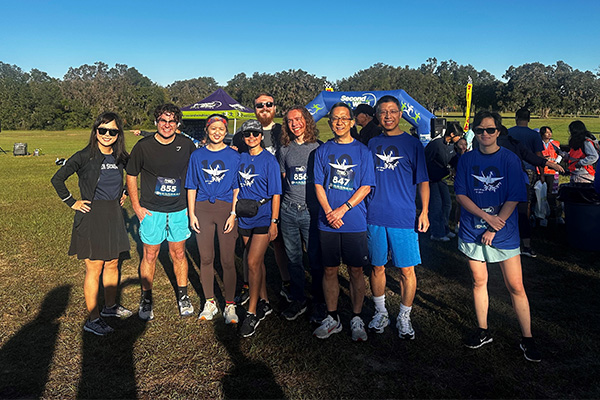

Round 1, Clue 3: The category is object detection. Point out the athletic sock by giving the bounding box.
[206,297,215,303]
[373,295,387,314]
[177,286,188,300]
[399,303,412,315]
[327,310,339,320]
[142,290,152,303]
[352,312,361,319]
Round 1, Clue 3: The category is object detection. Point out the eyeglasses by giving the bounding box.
[378,110,400,116]
[330,117,352,123]
[243,131,261,138]
[255,102,274,109]
[97,128,119,136]
[473,127,497,135]
[158,118,177,125]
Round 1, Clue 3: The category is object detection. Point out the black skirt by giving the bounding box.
[68,199,130,260]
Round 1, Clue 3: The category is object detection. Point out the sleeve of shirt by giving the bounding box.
[279,146,287,174]
[51,150,82,207]
[413,141,429,184]
[185,151,200,189]
[454,155,467,196]
[581,140,599,165]
[313,146,325,186]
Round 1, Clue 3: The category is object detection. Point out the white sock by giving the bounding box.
[399,303,412,316]
[373,295,387,314]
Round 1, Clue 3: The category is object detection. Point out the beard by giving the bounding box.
[256,111,274,126]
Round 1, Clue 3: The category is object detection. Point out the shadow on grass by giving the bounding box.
[77,278,148,399]
[0,285,71,398]
[214,311,286,399]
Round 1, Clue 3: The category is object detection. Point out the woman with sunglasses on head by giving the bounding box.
[454,111,541,362]
[51,112,132,336]
[236,120,282,338]
[186,114,240,324]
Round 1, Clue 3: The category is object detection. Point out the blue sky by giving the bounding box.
[2,0,599,87]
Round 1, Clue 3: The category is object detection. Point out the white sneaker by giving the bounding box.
[223,303,238,324]
[198,300,218,321]
[350,316,368,342]
[178,295,194,317]
[431,235,450,242]
[138,299,154,321]
[396,311,415,340]
[313,315,342,339]
[368,311,390,334]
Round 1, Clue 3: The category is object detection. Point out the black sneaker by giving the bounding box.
[281,300,307,321]
[521,247,537,258]
[280,283,292,303]
[464,328,493,349]
[240,312,260,338]
[234,287,250,305]
[256,299,273,321]
[309,303,327,324]
[520,337,541,362]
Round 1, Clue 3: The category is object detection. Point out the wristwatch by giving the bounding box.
[271,218,280,224]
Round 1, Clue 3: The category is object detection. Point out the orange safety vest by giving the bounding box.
[542,139,560,175]
[568,139,596,176]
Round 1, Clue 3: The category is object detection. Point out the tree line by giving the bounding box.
[1,59,599,130]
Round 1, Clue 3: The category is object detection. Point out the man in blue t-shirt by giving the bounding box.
[366,95,430,340]
[312,102,375,342]
[507,108,544,258]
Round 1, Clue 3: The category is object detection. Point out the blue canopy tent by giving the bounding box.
[305,90,436,145]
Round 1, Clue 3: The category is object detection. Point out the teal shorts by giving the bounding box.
[367,224,421,268]
[458,238,520,263]
[140,209,191,245]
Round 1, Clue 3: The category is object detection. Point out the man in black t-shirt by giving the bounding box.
[126,104,196,321]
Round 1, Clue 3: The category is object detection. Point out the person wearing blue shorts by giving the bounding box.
[455,111,541,362]
[366,95,430,340]
[312,102,375,342]
[126,104,197,321]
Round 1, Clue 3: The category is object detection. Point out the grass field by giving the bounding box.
[0,119,599,399]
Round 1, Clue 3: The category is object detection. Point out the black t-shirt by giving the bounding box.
[94,154,122,200]
[126,134,196,212]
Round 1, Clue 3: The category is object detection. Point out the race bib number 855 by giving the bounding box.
[155,177,181,197]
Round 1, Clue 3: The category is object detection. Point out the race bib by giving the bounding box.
[155,177,181,197]
[329,169,355,191]
[288,166,308,186]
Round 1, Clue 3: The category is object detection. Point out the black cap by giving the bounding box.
[354,104,375,117]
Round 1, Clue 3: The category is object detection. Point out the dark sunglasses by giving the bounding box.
[98,128,119,136]
[255,102,274,109]
[243,131,261,138]
[473,127,497,135]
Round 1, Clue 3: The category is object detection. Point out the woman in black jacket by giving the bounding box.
[51,112,131,336]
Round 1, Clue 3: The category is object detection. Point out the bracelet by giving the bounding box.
[486,226,497,233]
[230,211,236,216]
[345,201,353,210]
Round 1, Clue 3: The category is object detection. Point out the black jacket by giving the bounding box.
[51,145,126,216]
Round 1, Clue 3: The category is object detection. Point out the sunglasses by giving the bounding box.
[255,102,274,109]
[243,131,261,138]
[98,128,119,136]
[473,127,497,135]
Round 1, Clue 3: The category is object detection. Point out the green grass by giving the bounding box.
[0,126,599,399]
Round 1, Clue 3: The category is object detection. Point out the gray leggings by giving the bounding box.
[194,200,238,302]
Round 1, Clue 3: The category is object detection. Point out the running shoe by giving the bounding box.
[520,337,541,362]
[431,235,450,242]
[84,318,115,336]
[309,303,327,324]
[368,311,390,334]
[178,295,194,318]
[280,283,292,303]
[396,311,415,340]
[240,312,260,338]
[281,300,307,321]
[313,315,342,339]
[350,316,368,342]
[521,247,537,258]
[223,303,238,324]
[464,328,493,349]
[100,304,133,319]
[138,298,154,321]
[234,287,250,305]
[256,299,273,321]
[198,300,219,321]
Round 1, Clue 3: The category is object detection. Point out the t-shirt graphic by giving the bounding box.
[239,165,259,188]
[328,154,357,191]
[471,167,504,194]
[202,160,229,184]
[374,145,403,171]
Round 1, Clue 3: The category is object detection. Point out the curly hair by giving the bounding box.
[154,103,182,123]
[281,106,319,146]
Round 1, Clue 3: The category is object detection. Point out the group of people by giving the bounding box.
[54,93,600,365]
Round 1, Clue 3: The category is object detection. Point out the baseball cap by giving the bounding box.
[241,119,263,133]
[354,104,375,117]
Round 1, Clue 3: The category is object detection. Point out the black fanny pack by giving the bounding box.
[236,198,271,218]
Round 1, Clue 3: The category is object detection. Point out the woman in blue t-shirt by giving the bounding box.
[455,111,541,362]
[186,114,240,324]
[51,112,131,336]
[236,120,282,338]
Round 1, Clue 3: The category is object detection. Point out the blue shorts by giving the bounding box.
[367,224,421,268]
[140,209,191,245]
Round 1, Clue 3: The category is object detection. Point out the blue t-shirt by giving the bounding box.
[237,150,282,229]
[367,133,429,229]
[185,146,240,203]
[94,154,122,201]
[314,139,375,233]
[507,126,544,170]
[454,147,527,249]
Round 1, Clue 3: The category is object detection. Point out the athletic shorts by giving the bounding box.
[139,209,191,245]
[238,225,269,236]
[367,224,421,268]
[458,238,520,263]
[319,230,368,268]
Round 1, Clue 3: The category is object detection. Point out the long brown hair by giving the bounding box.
[281,106,319,146]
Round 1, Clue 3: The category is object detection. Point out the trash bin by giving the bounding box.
[557,183,600,251]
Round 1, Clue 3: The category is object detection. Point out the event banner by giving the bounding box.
[305,90,435,144]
